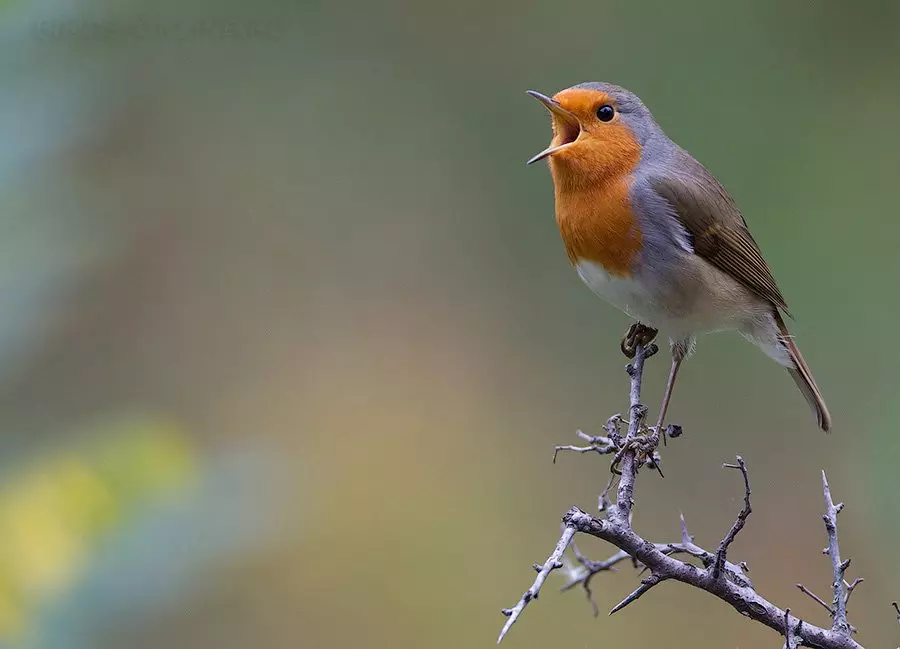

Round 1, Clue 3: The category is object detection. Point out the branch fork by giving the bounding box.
[498,341,869,649]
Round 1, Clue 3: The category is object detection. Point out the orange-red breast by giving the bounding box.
[527,82,831,432]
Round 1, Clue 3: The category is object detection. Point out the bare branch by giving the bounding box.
[553,444,606,462]
[497,336,867,649]
[567,504,863,648]
[822,471,852,636]
[553,430,616,463]
[783,608,800,649]
[610,341,656,526]
[609,573,665,614]
[563,541,627,616]
[560,546,627,592]
[713,456,751,580]
[845,578,864,606]
[680,511,693,544]
[597,478,614,513]
[497,524,576,644]
[564,543,601,615]
[561,540,749,594]
[797,583,835,615]
[578,572,599,617]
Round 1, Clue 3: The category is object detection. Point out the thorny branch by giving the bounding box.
[823,471,851,635]
[713,456,751,580]
[497,525,576,643]
[498,339,872,649]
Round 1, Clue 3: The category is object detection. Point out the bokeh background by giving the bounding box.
[0,0,898,647]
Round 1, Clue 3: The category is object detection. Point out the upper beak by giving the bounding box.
[526,90,581,165]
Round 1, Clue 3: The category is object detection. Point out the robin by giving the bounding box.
[527,82,831,433]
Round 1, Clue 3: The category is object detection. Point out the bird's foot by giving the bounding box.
[609,425,664,477]
[620,322,659,359]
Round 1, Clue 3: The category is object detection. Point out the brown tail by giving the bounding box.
[774,313,832,432]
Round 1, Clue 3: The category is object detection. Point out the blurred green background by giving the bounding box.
[0,0,898,647]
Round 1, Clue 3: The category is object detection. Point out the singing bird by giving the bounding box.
[527,82,831,432]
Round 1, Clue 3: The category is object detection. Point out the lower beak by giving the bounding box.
[526,90,581,165]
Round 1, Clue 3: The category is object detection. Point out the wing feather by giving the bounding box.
[651,172,790,314]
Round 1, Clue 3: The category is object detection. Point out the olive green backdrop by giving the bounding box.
[0,0,897,647]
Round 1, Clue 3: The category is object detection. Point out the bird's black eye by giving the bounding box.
[596,104,615,122]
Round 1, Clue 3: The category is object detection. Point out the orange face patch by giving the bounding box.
[545,89,643,277]
[548,89,641,186]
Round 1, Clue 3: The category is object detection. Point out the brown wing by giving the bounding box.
[651,172,790,315]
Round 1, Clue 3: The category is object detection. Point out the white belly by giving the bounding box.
[575,258,771,340]
[575,260,792,371]
[575,260,654,322]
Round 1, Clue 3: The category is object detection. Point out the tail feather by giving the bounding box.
[774,313,832,432]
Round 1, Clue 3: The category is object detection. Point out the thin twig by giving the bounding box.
[560,538,751,594]
[822,471,851,636]
[845,578,864,606]
[797,583,835,615]
[553,444,605,461]
[552,430,616,463]
[497,525,576,643]
[564,541,625,616]
[713,456,751,579]
[609,573,664,614]
[579,572,599,617]
[560,551,631,588]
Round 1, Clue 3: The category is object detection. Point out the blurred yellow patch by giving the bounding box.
[0,419,196,642]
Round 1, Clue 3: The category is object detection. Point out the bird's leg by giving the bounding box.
[654,338,691,445]
[655,357,681,446]
[620,322,658,359]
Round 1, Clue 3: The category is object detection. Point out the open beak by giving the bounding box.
[526,90,582,165]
